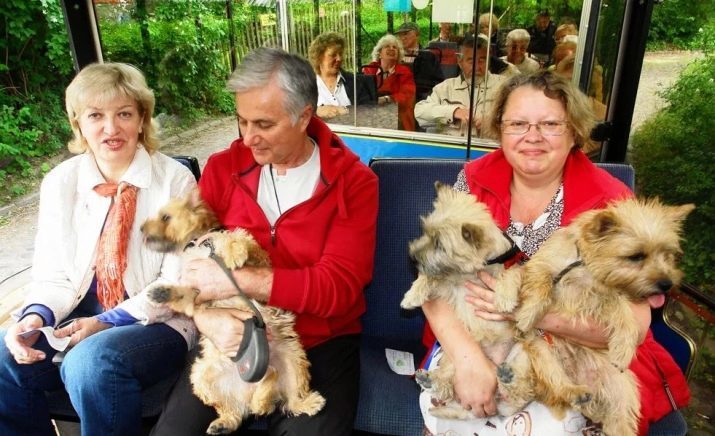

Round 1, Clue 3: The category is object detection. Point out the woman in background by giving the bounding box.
[362,34,416,131]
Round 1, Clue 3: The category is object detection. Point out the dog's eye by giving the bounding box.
[161,214,171,222]
[626,252,646,262]
[433,238,441,250]
[462,228,472,242]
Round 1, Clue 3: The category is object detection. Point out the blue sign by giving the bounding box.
[384,0,411,13]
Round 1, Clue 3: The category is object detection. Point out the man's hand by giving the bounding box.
[54,317,112,347]
[194,308,257,357]
[4,315,46,364]
[452,107,483,129]
[316,105,348,119]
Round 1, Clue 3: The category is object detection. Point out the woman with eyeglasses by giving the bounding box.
[419,71,689,436]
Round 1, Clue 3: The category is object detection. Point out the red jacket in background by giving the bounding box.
[424,148,689,434]
[363,61,416,131]
[198,116,378,349]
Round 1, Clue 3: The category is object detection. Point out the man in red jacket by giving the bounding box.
[152,48,378,436]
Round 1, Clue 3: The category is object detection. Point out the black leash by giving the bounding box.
[486,232,522,265]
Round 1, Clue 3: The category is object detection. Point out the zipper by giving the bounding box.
[268,178,335,247]
[270,226,276,245]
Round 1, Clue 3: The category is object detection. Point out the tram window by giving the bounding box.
[87,0,625,148]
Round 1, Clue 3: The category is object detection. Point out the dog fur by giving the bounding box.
[493,198,694,435]
[400,182,520,419]
[141,190,325,435]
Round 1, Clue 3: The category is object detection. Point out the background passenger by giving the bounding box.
[528,9,557,66]
[431,22,459,44]
[0,62,196,435]
[479,12,503,57]
[415,35,505,136]
[362,34,417,131]
[554,23,578,44]
[308,32,372,120]
[502,29,540,74]
[395,22,443,102]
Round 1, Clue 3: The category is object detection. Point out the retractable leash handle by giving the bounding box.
[203,239,269,382]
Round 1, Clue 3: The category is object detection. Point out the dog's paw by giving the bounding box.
[146,285,173,304]
[206,417,239,435]
[496,364,514,384]
[415,369,432,390]
[289,391,326,416]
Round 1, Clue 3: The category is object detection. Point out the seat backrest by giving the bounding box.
[172,155,201,181]
[364,158,465,342]
[595,162,635,190]
[427,41,459,65]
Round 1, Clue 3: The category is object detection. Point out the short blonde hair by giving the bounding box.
[308,32,345,74]
[65,62,158,154]
[485,71,596,151]
[479,13,499,33]
[371,34,405,63]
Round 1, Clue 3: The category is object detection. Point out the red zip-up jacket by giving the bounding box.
[198,116,378,349]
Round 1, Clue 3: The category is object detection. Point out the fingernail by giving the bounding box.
[38,353,45,360]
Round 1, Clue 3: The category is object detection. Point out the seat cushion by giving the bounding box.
[355,336,425,435]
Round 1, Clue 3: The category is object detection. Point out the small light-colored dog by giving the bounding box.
[400,182,520,419]
[141,191,325,435]
[493,198,694,436]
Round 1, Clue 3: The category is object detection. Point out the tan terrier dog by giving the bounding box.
[141,191,325,435]
[494,198,694,436]
[401,182,521,419]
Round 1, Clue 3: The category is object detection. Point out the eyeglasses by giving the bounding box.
[501,120,569,136]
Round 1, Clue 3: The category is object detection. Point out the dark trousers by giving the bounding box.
[151,334,360,436]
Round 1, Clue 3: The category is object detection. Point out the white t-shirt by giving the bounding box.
[257,141,321,226]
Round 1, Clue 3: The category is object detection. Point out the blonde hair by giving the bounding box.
[479,13,499,34]
[65,62,158,154]
[485,71,596,151]
[308,32,345,74]
[555,23,578,43]
[371,34,405,63]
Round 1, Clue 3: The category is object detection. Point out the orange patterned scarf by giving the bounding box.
[93,182,138,310]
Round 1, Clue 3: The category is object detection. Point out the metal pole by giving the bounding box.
[59,0,103,71]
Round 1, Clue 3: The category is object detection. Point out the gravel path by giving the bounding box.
[0,51,701,294]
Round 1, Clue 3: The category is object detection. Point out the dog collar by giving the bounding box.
[552,259,584,285]
[486,232,522,265]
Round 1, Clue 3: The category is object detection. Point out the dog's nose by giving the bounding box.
[656,279,673,293]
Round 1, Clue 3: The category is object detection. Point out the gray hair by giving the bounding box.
[227,47,317,123]
[370,34,405,63]
[506,28,531,46]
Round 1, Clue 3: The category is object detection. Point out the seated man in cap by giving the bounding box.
[395,21,443,102]
[415,35,505,136]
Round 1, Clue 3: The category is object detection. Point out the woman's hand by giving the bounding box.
[194,308,256,357]
[54,317,111,347]
[465,271,515,321]
[316,105,348,119]
[452,343,499,417]
[4,315,46,364]
[181,258,236,303]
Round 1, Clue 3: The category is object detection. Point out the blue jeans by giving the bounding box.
[0,320,187,436]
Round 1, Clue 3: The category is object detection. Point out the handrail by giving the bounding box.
[673,282,715,324]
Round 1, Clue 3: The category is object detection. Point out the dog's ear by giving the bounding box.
[668,203,695,226]
[187,188,203,209]
[583,209,619,241]
[461,223,483,247]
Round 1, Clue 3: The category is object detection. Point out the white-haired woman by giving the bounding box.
[502,29,540,74]
[0,62,196,435]
[362,34,416,131]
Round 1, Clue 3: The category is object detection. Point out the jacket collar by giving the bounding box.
[77,146,152,193]
[468,148,611,225]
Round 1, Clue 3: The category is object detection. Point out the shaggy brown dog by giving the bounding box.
[494,198,694,435]
[141,191,324,435]
[401,183,520,419]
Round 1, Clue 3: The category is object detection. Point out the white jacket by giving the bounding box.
[414,72,505,135]
[16,148,198,347]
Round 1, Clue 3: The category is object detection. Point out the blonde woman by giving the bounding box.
[0,63,196,435]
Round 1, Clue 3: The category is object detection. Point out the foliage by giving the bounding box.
[648,0,715,50]
[629,53,715,292]
[0,0,72,204]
